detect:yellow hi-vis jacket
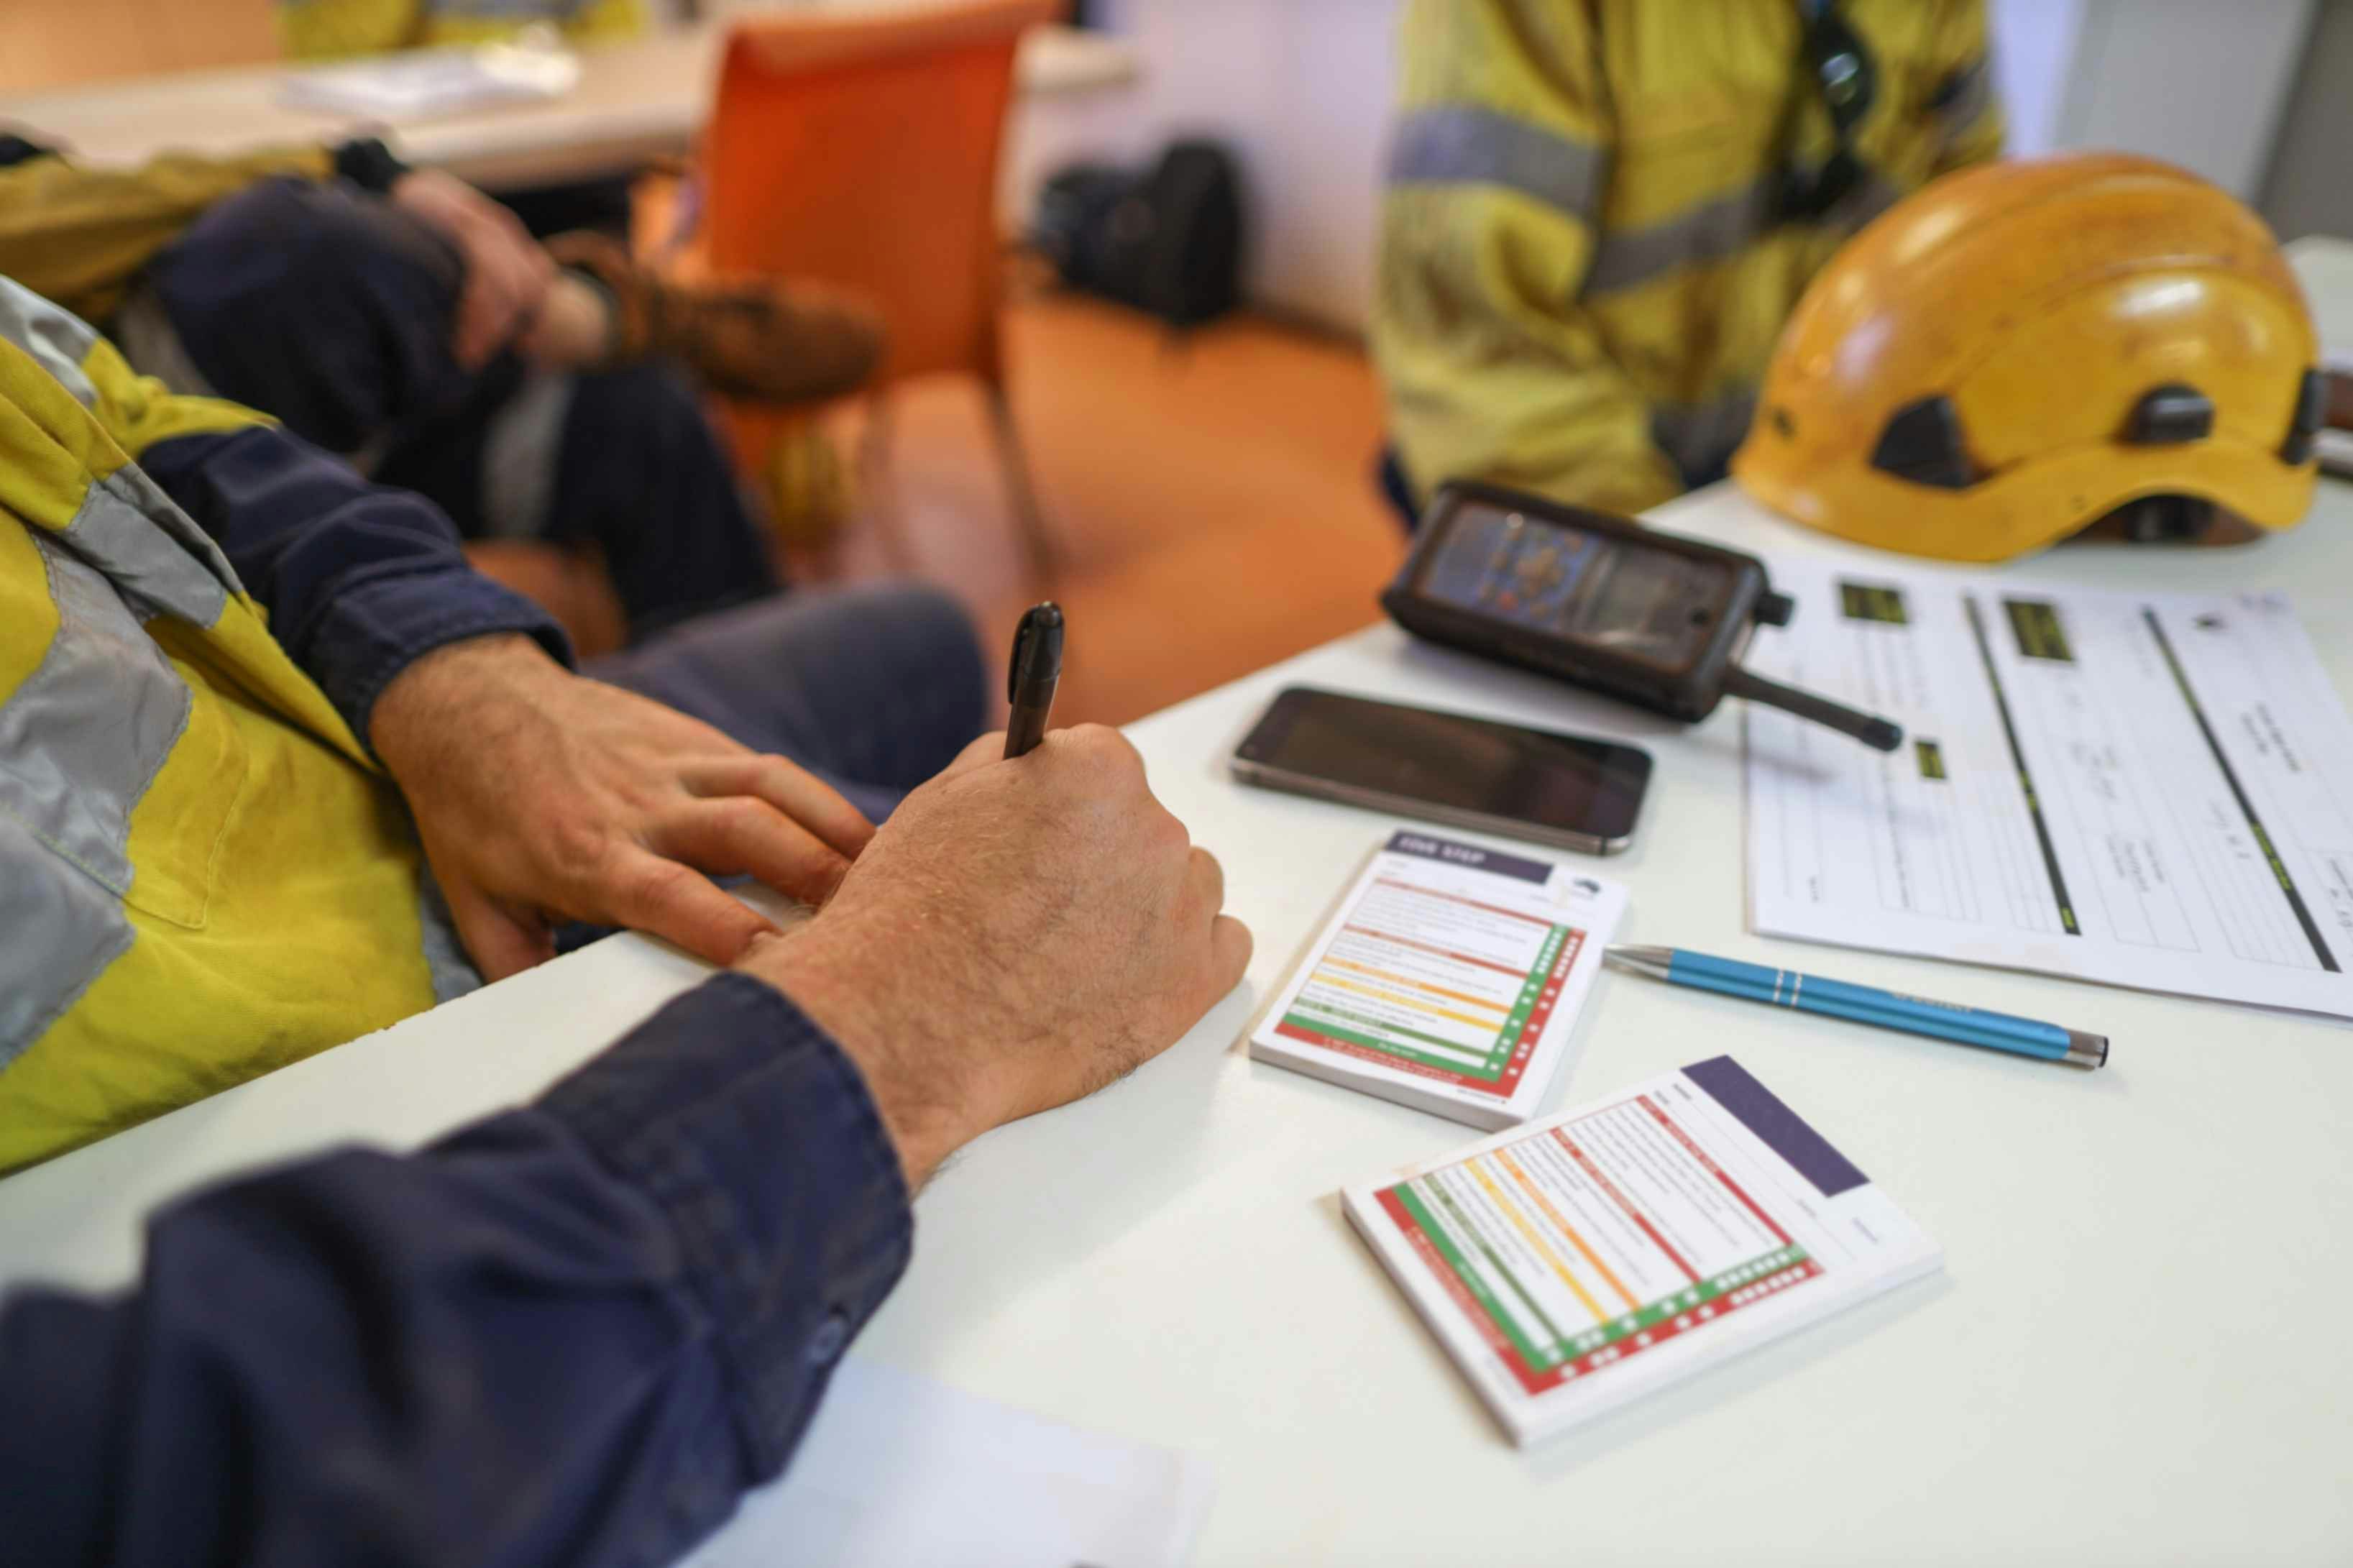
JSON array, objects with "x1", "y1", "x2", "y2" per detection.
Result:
[
  {"x1": 1374, "y1": 0, "x2": 2003, "y2": 516},
  {"x1": 278, "y1": 0, "x2": 650, "y2": 60},
  {"x1": 0, "y1": 280, "x2": 448, "y2": 1173}
]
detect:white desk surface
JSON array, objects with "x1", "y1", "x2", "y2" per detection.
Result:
[
  {"x1": 0, "y1": 22, "x2": 1139, "y2": 191},
  {"x1": 4, "y1": 474, "x2": 2350, "y2": 1563}
]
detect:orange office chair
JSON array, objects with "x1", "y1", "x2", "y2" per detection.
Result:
[{"x1": 695, "y1": 0, "x2": 1063, "y2": 584}]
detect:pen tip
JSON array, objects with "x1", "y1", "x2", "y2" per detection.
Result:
[{"x1": 2065, "y1": 1030, "x2": 2109, "y2": 1070}]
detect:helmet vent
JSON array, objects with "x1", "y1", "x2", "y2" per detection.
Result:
[
  {"x1": 2126, "y1": 384, "x2": 2214, "y2": 445},
  {"x1": 1869, "y1": 396, "x2": 1976, "y2": 489},
  {"x1": 2283, "y1": 368, "x2": 2325, "y2": 465}
]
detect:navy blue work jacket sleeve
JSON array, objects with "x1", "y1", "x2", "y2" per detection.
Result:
[
  {"x1": 0, "y1": 973, "x2": 912, "y2": 1568},
  {"x1": 138, "y1": 423, "x2": 572, "y2": 748}
]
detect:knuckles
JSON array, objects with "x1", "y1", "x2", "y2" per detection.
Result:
[
  {"x1": 1058, "y1": 723, "x2": 1147, "y2": 779},
  {"x1": 620, "y1": 855, "x2": 700, "y2": 913},
  {"x1": 543, "y1": 815, "x2": 615, "y2": 881},
  {"x1": 706, "y1": 794, "x2": 775, "y2": 840},
  {"x1": 1143, "y1": 804, "x2": 1191, "y2": 859}
]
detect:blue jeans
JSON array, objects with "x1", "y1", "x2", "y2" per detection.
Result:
[{"x1": 587, "y1": 580, "x2": 989, "y2": 825}]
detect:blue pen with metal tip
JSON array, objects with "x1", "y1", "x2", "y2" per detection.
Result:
[{"x1": 1603, "y1": 945, "x2": 2108, "y2": 1069}]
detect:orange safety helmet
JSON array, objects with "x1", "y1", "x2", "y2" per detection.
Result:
[{"x1": 1733, "y1": 153, "x2": 2325, "y2": 562}]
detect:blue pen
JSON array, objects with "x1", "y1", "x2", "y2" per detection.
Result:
[{"x1": 1604, "y1": 945, "x2": 2108, "y2": 1070}]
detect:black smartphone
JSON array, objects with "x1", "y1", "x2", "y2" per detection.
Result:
[{"x1": 1229, "y1": 687, "x2": 1652, "y2": 854}]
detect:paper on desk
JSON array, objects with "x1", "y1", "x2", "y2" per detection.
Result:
[
  {"x1": 280, "y1": 42, "x2": 579, "y2": 119},
  {"x1": 676, "y1": 1356, "x2": 1214, "y2": 1568},
  {"x1": 1743, "y1": 562, "x2": 2353, "y2": 1018}
]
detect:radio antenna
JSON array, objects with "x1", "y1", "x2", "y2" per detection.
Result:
[{"x1": 1722, "y1": 665, "x2": 1904, "y2": 751}]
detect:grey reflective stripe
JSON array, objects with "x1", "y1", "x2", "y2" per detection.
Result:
[
  {"x1": 57, "y1": 471, "x2": 237, "y2": 628},
  {"x1": 0, "y1": 532, "x2": 190, "y2": 892},
  {"x1": 0, "y1": 276, "x2": 249, "y2": 625},
  {"x1": 0, "y1": 276, "x2": 100, "y2": 408},
  {"x1": 0, "y1": 531, "x2": 187, "y2": 1060},
  {"x1": 480, "y1": 370, "x2": 577, "y2": 541},
  {"x1": 1584, "y1": 165, "x2": 1909, "y2": 298},
  {"x1": 1585, "y1": 175, "x2": 1779, "y2": 295},
  {"x1": 1651, "y1": 388, "x2": 1759, "y2": 486},
  {"x1": 415, "y1": 864, "x2": 484, "y2": 1005},
  {"x1": 1388, "y1": 105, "x2": 1605, "y2": 220},
  {"x1": 0, "y1": 818, "x2": 132, "y2": 1068}
]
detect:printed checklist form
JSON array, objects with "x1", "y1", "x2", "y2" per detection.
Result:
[
  {"x1": 1746, "y1": 564, "x2": 2353, "y2": 1019},
  {"x1": 1344, "y1": 1056, "x2": 1941, "y2": 1446},
  {"x1": 1252, "y1": 830, "x2": 1625, "y2": 1129}
]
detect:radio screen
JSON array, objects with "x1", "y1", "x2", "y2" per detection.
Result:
[{"x1": 1416, "y1": 500, "x2": 1730, "y2": 670}]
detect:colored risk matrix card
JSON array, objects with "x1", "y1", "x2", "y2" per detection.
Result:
[
  {"x1": 1344, "y1": 1057, "x2": 1943, "y2": 1445},
  {"x1": 1252, "y1": 830, "x2": 1625, "y2": 1129}
]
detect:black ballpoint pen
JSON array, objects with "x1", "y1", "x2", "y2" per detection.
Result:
[{"x1": 1004, "y1": 602, "x2": 1065, "y2": 758}]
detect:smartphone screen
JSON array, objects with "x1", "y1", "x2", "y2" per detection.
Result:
[{"x1": 1233, "y1": 687, "x2": 1651, "y2": 848}]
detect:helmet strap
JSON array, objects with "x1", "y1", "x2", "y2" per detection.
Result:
[{"x1": 1775, "y1": 1, "x2": 1878, "y2": 223}]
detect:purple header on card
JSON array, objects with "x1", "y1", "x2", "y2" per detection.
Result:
[
  {"x1": 1683, "y1": 1056, "x2": 1868, "y2": 1198},
  {"x1": 1384, "y1": 830, "x2": 1551, "y2": 885}
]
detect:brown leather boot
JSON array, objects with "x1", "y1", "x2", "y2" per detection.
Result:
[{"x1": 546, "y1": 231, "x2": 886, "y2": 405}]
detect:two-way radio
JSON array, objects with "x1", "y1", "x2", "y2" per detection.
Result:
[{"x1": 1380, "y1": 482, "x2": 1903, "y2": 751}]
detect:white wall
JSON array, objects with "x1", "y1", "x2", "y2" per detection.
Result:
[
  {"x1": 1006, "y1": 0, "x2": 1401, "y2": 329},
  {"x1": 1988, "y1": 0, "x2": 2086, "y2": 156},
  {"x1": 2260, "y1": 0, "x2": 2353, "y2": 243},
  {"x1": 2033, "y1": 0, "x2": 2313, "y2": 198}
]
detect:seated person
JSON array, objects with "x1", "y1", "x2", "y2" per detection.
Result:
[
  {"x1": 279, "y1": 0, "x2": 651, "y2": 58},
  {"x1": 0, "y1": 132, "x2": 881, "y2": 643},
  {"x1": 1, "y1": 271, "x2": 1250, "y2": 1568},
  {"x1": 0, "y1": 655, "x2": 1250, "y2": 1568},
  {"x1": 0, "y1": 275, "x2": 975, "y2": 1171},
  {"x1": 1372, "y1": 0, "x2": 2003, "y2": 519}
]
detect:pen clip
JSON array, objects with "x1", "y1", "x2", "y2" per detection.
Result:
[{"x1": 1007, "y1": 615, "x2": 1033, "y2": 705}]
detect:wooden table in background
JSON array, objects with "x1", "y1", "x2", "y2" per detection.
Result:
[{"x1": 0, "y1": 22, "x2": 1140, "y2": 191}]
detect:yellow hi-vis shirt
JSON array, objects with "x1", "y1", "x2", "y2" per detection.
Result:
[
  {"x1": 0, "y1": 280, "x2": 453, "y2": 1173},
  {"x1": 1374, "y1": 0, "x2": 2004, "y2": 516}
]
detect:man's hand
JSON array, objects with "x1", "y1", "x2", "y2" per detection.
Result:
[
  {"x1": 743, "y1": 726, "x2": 1252, "y2": 1187},
  {"x1": 372, "y1": 635, "x2": 875, "y2": 981},
  {"x1": 390, "y1": 168, "x2": 556, "y2": 370}
]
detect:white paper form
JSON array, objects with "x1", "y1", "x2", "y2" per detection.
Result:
[
  {"x1": 678, "y1": 1357, "x2": 1213, "y2": 1568},
  {"x1": 1744, "y1": 562, "x2": 2353, "y2": 1017},
  {"x1": 278, "y1": 44, "x2": 580, "y2": 119}
]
